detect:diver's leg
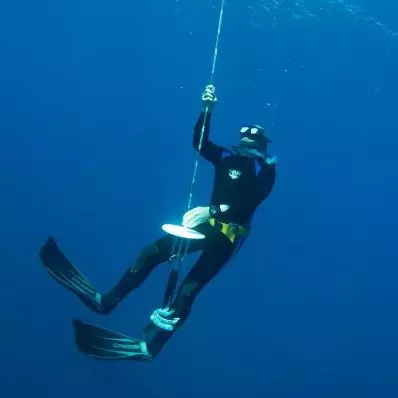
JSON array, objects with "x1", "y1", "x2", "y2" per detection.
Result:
[
  {"x1": 40, "y1": 230, "x2": 207, "y2": 315},
  {"x1": 39, "y1": 234, "x2": 181, "y2": 314},
  {"x1": 145, "y1": 234, "x2": 236, "y2": 358},
  {"x1": 72, "y1": 236, "x2": 210, "y2": 362},
  {"x1": 100, "y1": 233, "x2": 206, "y2": 314}
]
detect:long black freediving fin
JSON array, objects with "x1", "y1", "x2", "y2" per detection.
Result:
[
  {"x1": 39, "y1": 236, "x2": 104, "y2": 313},
  {"x1": 73, "y1": 319, "x2": 152, "y2": 361}
]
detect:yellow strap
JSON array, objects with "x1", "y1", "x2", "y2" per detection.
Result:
[{"x1": 208, "y1": 218, "x2": 247, "y2": 244}]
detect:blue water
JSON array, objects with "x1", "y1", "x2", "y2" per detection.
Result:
[{"x1": 1, "y1": 0, "x2": 398, "y2": 397}]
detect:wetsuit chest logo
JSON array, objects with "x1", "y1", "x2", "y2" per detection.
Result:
[{"x1": 228, "y1": 169, "x2": 242, "y2": 180}]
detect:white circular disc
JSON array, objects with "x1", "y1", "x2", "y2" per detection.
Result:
[{"x1": 161, "y1": 224, "x2": 205, "y2": 240}]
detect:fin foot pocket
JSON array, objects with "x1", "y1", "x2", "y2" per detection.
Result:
[{"x1": 73, "y1": 319, "x2": 153, "y2": 361}]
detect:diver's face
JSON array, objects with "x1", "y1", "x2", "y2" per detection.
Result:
[{"x1": 239, "y1": 126, "x2": 263, "y2": 148}]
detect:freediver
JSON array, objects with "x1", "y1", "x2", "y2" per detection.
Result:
[{"x1": 39, "y1": 84, "x2": 277, "y2": 361}]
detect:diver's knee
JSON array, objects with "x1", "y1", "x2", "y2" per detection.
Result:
[
  {"x1": 140, "y1": 243, "x2": 159, "y2": 258},
  {"x1": 130, "y1": 243, "x2": 159, "y2": 273}
]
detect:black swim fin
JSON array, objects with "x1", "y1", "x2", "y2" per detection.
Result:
[
  {"x1": 73, "y1": 319, "x2": 152, "y2": 361},
  {"x1": 39, "y1": 236, "x2": 103, "y2": 313}
]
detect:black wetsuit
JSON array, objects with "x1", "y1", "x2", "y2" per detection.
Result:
[{"x1": 96, "y1": 111, "x2": 276, "y2": 357}]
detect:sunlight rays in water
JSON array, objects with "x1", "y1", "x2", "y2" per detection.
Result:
[{"x1": 231, "y1": 0, "x2": 397, "y2": 38}]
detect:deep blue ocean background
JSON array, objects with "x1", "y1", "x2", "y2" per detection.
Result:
[{"x1": 1, "y1": 0, "x2": 398, "y2": 397}]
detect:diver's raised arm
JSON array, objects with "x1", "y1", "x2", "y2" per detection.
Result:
[{"x1": 193, "y1": 85, "x2": 223, "y2": 165}]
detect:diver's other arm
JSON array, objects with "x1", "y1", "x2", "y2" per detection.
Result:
[
  {"x1": 193, "y1": 85, "x2": 222, "y2": 164},
  {"x1": 182, "y1": 206, "x2": 211, "y2": 228},
  {"x1": 181, "y1": 204, "x2": 231, "y2": 227}
]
